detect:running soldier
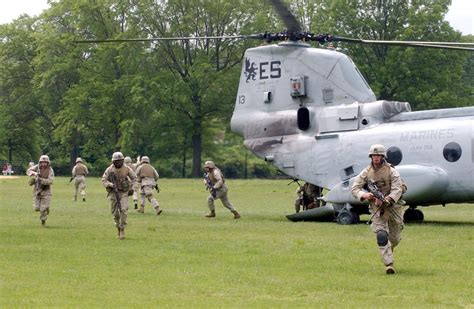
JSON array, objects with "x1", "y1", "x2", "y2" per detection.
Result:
[
  {"x1": 26, "y1": 155, "x2": 55, "y2": 226},
  {"x1": 294, "y1": 182, "x2": 323, "y2": 212},
  {"x1": 351, "y1": 144, "x2": 405, "y2": 274},
  {"x1": 72, "y1": 157, "x2": 89, "y2": 202},
  {"x1": 125, "y1": 156, "x2": 140, "y2": 209},
  {"x1": 203, "y1": 161, "x2": 240, "y2": 219},
  {"x1": 135, "y1": 156, "x2": 162, "y2": 215},
  {"x1": 101, "y1": 152, "x2": 137, "y2": 240}
]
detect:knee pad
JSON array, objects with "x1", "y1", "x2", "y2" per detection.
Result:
[{"x1": 376, "y1": 230, "x2": 389, "y2": 246}]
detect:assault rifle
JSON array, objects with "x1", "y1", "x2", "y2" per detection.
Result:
[
  {"x1": 203, "y1": 172, "x2": 216, "y2": 198},
  {"x1": 366, "y1": 180, "x2": 389, "y2": 224},
  {"x1": 110, "y1": 172, "x2": 122, "y2": 214},
  {"x1": 287, "y1": 177, "x2": 302, "y2": 187},
  {"x1": 367, "y1": 180, "x2": 385, "y2": 202}
]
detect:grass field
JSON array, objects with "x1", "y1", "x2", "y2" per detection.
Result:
[{"x1": 1, "y1": 176, "x2": 473, "y2": 308}]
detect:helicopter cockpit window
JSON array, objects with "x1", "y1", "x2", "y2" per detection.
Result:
[
  {"x1": 386, "y1": 146, "x2": 403, "y2": 166},
  {"x1": 443, "y1": 142, "x2": 462, "y2": 162}
]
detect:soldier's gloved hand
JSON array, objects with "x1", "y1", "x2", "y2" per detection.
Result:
[
  {"x1": 384, "y1": 197, "x2": 395, "y2": 206},
  {"x1": 128, "y1": 190, "x2": 134, "y2": 196},
  {"x1": 361, "y1": 192, "x2": 374, "y2": 201},
  {"x1": 374, "y1": 198, "x2": 383, "y2": 206},
  {"x1": 106, "y1": 181, "x2": 114, "y2": 188}
]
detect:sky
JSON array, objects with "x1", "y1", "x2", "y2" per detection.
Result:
[{"x1": 0, "y1": 0, "x2": 472, "y2": 35}]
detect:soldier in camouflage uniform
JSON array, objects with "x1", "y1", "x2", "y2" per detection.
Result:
[
  {"x1": 26, "y1": 155, "x2": 55, "y2": 226},
  {"x1": 125, "y1": 156, "x2": 140, "y2": 209},
  {"x1": 135, "y1": 156, "x2": 162, "y2": 215},
  {"x1": 101, "y1": 152, "x2": 137, "y2": 240},
  {"x1": 294, "y1": 182, "x2": 323, "y2": 212},
  {"x1": 72, "y1": 157, "x2": 89, "y2": 202},
  {"x1": 203, "y1": 161, "x2": 240, "y2": 219},
  {"x1": 351, "y1": 144, "x2": 404, "y2": 274}
]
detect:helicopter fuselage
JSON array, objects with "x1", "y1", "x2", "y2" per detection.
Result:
[{"x1": 231, "y1": 42, "x2": 474, "y2": 209}]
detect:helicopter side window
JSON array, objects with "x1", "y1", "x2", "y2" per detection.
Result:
[
  {"x1": 443, "y1": 142, "x2": 462, "y2": 162},
  {"x1": 386, "y1": 146, "x2": 403, "y2": 166}
]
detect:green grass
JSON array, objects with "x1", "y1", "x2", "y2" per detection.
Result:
[{"x1": 1, "y1": 177, "x2": 473, "y2": 308}]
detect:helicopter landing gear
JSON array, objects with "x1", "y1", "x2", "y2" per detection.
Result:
[
  {"x1": 336, "y1": 205, "x2": 360, "y2": 225},
  {"x1": 403, "y1": 207, "x2": 424, "y2": 223}
]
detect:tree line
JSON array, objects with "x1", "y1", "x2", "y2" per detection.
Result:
[{"x1": 0, "y1": 0, "x2": 472, "y2": 177}]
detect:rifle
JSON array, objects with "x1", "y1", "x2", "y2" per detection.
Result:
[
  {"x1": 69, "y1": 177, "x2": 74, "y2": 183},
  {"x1": 110, "y1": 172, "x2": 122, "y2": 214},
  {"x1": 287, "y1": 177, "x2": 301, "y2": 187},
  {"x1": 366, "y1": 180, "x2": 388, "y2": 225},
  {"x1": 203, "y1": 172, "x2": 216, "y2": 198}
]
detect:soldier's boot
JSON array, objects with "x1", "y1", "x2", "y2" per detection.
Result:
[
  {"x1": 134, "y1": 201, "x2": 138, "y2": 209},
  {"x1": 295, "y1": 204, "x2": 300, "y2": 213},
  {"x1": 232, "y1": 210, "x2": 241, "y2": 219},
  {"x1": 73, "y1": 195, "x2": 77, "y2": 202},
  {"x1": 116, "y1": 228, "x2": 121, "y2": 239},
  {"x1": 386, "y1": 263, "x2": 395, "y2": 275},
  {"x1": 41, "y1": 220, "x2": 46, "y2": 227},
  {"x1": 155, "y1": 207, "x2": 163, "y2": 216},
  {"x1": 119, "y1": 228, "x2": 125, "y2": 240},
  {"x1": 136, "y1": 206, "x2": 145, "y2": 213},
  {"x1": 205, "y1": 210, "x2": 216, "y2": 218},
  {"x1": 82, "y1": 196, "x2": 86, "y2": 202}
]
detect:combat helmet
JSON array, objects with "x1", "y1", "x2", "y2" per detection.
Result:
[
  {"x1": 111, "y1": 152, "x2": 124, "y2": 161},
  {"x1": 141, "y1": 156, "x2": 150, "y2": 164},
  {"x1": 39, "y1": 155, "x2": 50, "y2": 163},
  {"x1": 76, "y1": 157, "x2": 82, "y2": 163},
  {"x1": 204, "y1": 161, "x2": 215, "y2": 169},
  {"x1": 368, "y1": 144, "x2": 386, "y2": 157},
  {"x1": 124, "y1": 156, "x2": 132, "y2": 164}
]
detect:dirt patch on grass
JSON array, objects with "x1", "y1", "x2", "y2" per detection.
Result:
[{"x1": 0, "y1": 175, "x2": 19, "y2": 180}]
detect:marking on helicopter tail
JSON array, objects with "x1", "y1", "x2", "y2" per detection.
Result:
[
  {"x1": 244, "y1": 58, "x2": 257, "y2": 82},
  {"x1": 244, "y1": 58, "x2": 281, "y2": 83}
]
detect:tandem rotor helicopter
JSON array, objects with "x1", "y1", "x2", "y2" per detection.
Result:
[{"x1": 78, "y1": 0, "x2": 474, "y2": 224}]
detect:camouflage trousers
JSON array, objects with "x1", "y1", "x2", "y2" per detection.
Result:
[
  {"x1": 109, "y1": 192, "x2": 129, "y2": 229},
  {"x1": 33, "y1": 194, "x2": 51, "y2": 222},
  {"x1": 140, "y1": 185, "x2": 159, "y2": 210},
  {"x1": 132, "y1": 182, "x2": 139, "y2": 202},
  {"x1": 74, "y1": 176, "x2": 86, "y2": 198},
  {"x1": 207, "y1": 184, "x2": 235, "y2": 212},
  {"x1": 370, "y1": 203, "x2": 404, "y2": 266}
]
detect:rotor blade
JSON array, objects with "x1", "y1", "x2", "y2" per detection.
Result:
[
  {"x1": 332, "y1": 37, "x2": 474, "y2": 51},
  {"x1": 267, "y1": 0, "x2": 302, "y2": 33},
  {"x1": 74, "y1": 35, "x2": 255, "y2": 44}
]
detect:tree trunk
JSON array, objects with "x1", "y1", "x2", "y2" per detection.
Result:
[{"x1": 191, "y1": 126, "x2": 202, "y2": 178}]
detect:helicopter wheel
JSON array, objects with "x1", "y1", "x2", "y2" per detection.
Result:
[
  {"x1": 403, "y1": 208, "x2": 424, "y2": 223},
  {"x1": 336, "y1": 209, "x2": 359, "y2": 225}
]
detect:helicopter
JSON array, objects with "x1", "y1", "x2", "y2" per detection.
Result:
[
  {"x1": 230, "y1": 0, "x2": 474, "y2": 224},
  {"x1": 76, "y1": 0, "x2": 474, "y2": 224}
]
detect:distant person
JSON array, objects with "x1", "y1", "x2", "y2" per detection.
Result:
[
  {"x1": 203, "y1": 161, "x2": 240, "y2": 219},
  {"x1": 6, "y1": 163, "x2": 13, "y2": 175},
  {"x1": 72, "y1": 157, "x2": 89, "y2": 202},
  {"x1": 125, "y1": 156, "x2": 140, "y2": 209},
  {"x1": 101, "y1": 152, "x2": 137, "y2": 240},
  {"x1": 26, "y1": 155, "x2": 55, "y2": 227},
  {"x1": 2, "y1": 163, "x2": 7, "y2": 176},
  {"x1": 294, "y1": 182, "x2": 323, "y2": 213},
  {"x1": 135, "y1": 156, "x2": 162, "y2": 215},
  {"x1": 351, "y1": 144, "x2": 404, "y2": 275}
]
